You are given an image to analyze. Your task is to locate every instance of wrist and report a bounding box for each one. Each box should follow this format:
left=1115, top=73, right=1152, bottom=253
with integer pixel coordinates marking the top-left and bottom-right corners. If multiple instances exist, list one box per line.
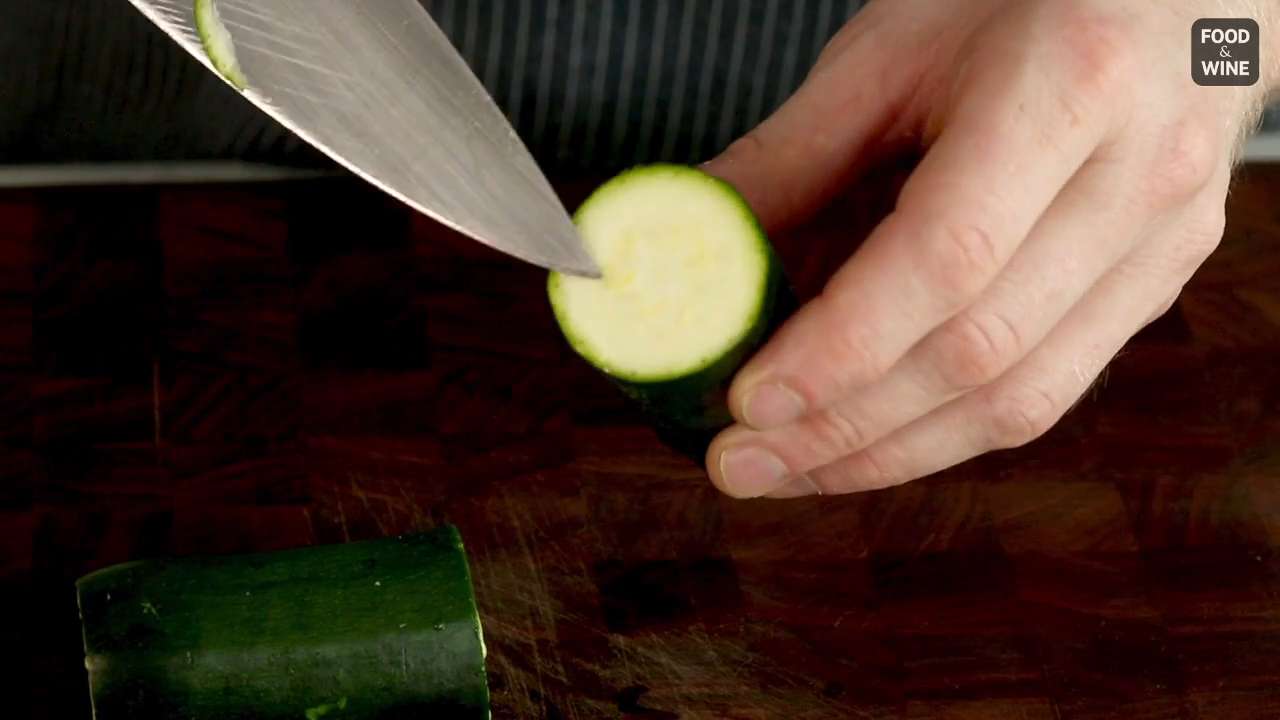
left=1254, top=1, right=1280, bottom=96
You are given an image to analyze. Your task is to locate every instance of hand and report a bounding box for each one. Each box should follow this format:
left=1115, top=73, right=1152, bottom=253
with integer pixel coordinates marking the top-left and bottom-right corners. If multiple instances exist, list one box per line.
left=703, top=0, right=1277, bottom=498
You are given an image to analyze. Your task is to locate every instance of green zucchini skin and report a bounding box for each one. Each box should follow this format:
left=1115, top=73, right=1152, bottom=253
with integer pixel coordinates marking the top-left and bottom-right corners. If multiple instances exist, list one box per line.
left=194, top=0, right=248, bottom=90
left=76, top=526, right=488, bottom=720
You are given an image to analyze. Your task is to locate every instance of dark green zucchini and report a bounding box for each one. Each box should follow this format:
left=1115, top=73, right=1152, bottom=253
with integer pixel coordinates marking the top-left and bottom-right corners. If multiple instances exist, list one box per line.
left=76, top=526, right=488, bottom=719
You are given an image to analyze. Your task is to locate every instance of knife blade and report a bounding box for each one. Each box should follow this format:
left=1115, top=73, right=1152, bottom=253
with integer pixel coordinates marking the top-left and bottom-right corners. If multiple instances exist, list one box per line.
left=128, top=0, right=600, bottom=277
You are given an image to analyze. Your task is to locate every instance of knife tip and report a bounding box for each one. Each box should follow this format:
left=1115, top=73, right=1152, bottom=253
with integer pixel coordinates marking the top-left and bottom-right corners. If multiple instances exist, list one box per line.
left=550, top=254, right=603, bottom=280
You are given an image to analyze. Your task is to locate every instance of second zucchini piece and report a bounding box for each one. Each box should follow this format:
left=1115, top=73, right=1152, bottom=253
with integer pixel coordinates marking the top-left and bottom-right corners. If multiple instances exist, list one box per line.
left=76, top=526, right=489, bottom=719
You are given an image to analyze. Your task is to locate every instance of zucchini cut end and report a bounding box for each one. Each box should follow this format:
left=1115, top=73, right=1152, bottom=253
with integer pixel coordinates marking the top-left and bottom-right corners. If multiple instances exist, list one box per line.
left=548, top=164, right=773, bottom=384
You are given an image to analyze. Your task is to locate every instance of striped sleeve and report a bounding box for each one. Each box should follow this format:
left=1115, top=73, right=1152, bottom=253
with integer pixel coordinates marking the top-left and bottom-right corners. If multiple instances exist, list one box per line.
left=429, top=0, right=863, bottom=168
left=0, top=0, right=863, bottom=170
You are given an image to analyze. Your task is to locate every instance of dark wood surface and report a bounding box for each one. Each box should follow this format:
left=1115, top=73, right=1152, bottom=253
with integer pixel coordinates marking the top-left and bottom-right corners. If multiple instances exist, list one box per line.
left=5, top=162, right=1280, bottom=719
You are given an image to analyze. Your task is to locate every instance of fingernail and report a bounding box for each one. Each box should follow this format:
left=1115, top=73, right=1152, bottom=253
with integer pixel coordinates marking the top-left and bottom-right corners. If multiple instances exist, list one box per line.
left=718, top=446, right=789, bottom=498
left=764, top=474, right=823, bottom=499
left=742, top=383, right=806, bottom=429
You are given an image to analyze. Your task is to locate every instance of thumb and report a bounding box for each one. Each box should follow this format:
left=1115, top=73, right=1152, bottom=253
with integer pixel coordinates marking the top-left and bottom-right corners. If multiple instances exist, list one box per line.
left=702, top=14, right=920, bottom=232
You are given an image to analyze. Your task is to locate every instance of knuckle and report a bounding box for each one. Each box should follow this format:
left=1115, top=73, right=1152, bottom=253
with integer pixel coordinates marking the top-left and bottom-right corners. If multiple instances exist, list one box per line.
left=812, top=19, right=863, bottom=74
left=983, top=382, right=1061, bottom=449
left=920, top=216, right=1003, bottom=308
left=853, top=447, right=899, bottom=489
left=812, top=405, right=872, bottom=455
left=832, top=328, right=892, bottom=386
left=933, top=310, right=1023, bottom=390
left=813, top=290, right=894, bottom=384
left=1044, top=5, right=1134, bottom=100
left=718, top=132, right=768, bottom=168
left=1145, top=120, right=1221, bottom=207
left=1180, top=222, right=1225, bottom=271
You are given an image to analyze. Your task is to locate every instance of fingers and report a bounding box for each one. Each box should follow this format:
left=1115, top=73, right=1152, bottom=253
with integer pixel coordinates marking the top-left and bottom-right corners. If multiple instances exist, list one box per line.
left=786, top=199, right=1226, bottom=497
left=708, top=153, right=1147, bottom=495
left=701, top=9, right=920, bottom=231
left=727, top=33, right=1121, bottom=432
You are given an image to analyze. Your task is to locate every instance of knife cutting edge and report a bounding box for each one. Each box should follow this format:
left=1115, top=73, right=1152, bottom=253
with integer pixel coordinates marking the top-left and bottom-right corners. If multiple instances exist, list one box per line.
left=128, top=0, right=601, bottom=278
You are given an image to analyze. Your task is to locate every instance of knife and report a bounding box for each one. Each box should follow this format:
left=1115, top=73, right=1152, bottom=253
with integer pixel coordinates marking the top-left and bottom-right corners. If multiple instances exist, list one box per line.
left=127, top=0, right=600, bottom=278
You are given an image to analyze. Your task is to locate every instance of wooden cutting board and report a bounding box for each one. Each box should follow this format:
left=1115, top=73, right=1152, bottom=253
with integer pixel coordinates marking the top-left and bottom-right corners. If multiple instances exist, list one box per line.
left=7, top=162, right=1280, bottom=719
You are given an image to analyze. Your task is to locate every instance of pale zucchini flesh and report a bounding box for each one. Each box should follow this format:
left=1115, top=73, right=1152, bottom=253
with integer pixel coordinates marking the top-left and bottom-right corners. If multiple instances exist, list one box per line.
left=548, top=164, right=792, bottom=446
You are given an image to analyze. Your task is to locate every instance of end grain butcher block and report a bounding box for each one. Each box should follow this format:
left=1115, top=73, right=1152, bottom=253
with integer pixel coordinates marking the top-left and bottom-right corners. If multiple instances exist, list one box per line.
left=6, top=161, right=1280, bottom=719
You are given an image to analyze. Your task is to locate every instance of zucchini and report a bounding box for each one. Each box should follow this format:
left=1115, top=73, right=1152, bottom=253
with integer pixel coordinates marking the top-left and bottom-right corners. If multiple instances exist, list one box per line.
left=195, top=0, right=247, bottom=89
left=548, top=164, right=793, bottom=455
left=76, top=526, right=489, bottom=720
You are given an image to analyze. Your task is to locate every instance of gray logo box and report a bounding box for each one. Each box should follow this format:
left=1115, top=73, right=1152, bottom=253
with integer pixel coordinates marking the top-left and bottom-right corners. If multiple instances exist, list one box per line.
left=1193, top=18, right=1259, bottom=86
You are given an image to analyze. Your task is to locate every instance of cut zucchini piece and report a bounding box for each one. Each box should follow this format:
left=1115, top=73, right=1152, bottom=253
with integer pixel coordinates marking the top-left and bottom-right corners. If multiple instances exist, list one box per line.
left=194, top=0, right=247, bottom=89
left=548, top=164, right=793, bottom=451
left=76, top=526, right=489, bottom=719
